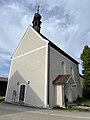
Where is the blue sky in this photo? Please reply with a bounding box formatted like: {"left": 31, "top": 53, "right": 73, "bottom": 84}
{"left": 0, "top": 0, "right": 90, "bottom": 76}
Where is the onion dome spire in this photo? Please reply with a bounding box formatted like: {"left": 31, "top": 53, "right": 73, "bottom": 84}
{"left": 32, "top": 6, "right": 42, "bottom": 33}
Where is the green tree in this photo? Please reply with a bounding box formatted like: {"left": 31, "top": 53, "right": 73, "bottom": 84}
{"left": 80, "top": 45, "right": 90, "bottom": 99}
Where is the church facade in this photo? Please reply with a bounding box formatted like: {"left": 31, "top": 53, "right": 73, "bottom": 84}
{"left": 5, "top": 8, "right": 82, "bottom": 108}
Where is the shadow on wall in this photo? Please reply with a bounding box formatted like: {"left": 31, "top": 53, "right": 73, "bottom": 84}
{"left": 6, "top": 71, "right": 44, "bottom": 107}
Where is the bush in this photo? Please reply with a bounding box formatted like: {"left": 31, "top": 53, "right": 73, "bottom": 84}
{"left": 83, "top": 85, "right": 90, "bottom": 99}
{"left": 65, "top": 107, "right": 89, "bottom": 111}
{"left": 53, "top": 105, "right": 64, "bottom": 110}
{"left": 0, "top": 96, "right": 5, "bottom": 102}
{"left": 53, "top": 105, "right": 61, "bottom": 109}
{"left": 76, "top": 95, "right": 84, "bottom": 104}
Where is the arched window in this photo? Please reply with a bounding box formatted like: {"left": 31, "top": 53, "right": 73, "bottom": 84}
{"left": 61, "top": 61, "right": 66, "bottom": 75}
{"left": 71, "top": 67, "right": 74, "bottom": 78}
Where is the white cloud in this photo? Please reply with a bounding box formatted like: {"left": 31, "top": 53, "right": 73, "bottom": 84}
{"left": 0, "top": 0, "right": 90, "bottom": 76}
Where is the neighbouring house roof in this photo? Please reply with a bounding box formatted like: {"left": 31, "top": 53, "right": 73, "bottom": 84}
{"left": 53, "top": 75, "right": 73, "bottom": 85}
{"left": 0, "top": 77, "right": 8, "bottom": 82}
{"left": 39, "top": 32, "right": 79, "bottom": 64}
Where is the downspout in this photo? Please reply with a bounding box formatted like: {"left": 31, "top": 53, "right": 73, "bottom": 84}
{"left": 47, "top": 44, "right": 50, "bottom": 106}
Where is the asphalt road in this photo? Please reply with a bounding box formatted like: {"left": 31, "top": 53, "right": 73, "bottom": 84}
{"left": 0, "top": 102, "right": 90, "bottom": 120}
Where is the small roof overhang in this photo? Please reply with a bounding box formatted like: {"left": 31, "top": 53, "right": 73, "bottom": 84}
{"left": 52, "top": 75, "right": 76, "bottom": 86}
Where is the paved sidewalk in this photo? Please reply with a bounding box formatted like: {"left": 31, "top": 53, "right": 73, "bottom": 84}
{"left": 0, "top": 102, "right": 90, "bottom": 120}
{"left": 77, "top": 106, "right": 90, "bottom": 110}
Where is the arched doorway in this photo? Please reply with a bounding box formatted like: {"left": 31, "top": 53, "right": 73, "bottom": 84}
{"left": 19, "top": 84, "right": 26, "bottom": 102}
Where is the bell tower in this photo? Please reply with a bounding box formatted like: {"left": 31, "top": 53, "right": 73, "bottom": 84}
{"left": 32, "top": 6, "right": 42, "bottom": 33}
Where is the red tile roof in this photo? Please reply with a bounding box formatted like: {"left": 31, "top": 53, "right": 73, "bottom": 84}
{"left": 53, "top": 75, "right": 72, "bottom": 85}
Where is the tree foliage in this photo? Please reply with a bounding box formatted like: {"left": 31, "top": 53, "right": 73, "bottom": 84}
{"left": 80, "top": 45, "right": 90, "bottom": 99}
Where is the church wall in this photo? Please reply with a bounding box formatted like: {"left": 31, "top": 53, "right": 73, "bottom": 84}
{"left": 13, "top": 26, "right": 46, "bottom": 58}
{"left": 5, "top": 44, "right": 47, "bottom": 107}
{"left": 49, "top": 46, "right": 82, "bottom": 107}
{"left": 5, "top": 25, "right": 50, "bottom": 107}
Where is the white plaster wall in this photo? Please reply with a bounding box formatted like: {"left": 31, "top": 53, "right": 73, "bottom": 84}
{"left": 49, "top": 47, "right": 82, "bottom": 107}
{"left": 80, "top": 76, "right": 84, "bottom": 94}
{"left": 5, "top": 47, "right": 47, "bottom": 107}
{"left": 64, "top": 80, "right": 73, "bottom": 102}
{"left": 5, "top": 26, "right": 49, "bottom": 107}
{"left": 13, "top": 26, "right": 46, "bottom": 58}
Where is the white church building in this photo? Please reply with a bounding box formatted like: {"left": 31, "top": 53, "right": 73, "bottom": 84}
{"left": 5, "top": 8, "right": 82, "bottom": 108}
